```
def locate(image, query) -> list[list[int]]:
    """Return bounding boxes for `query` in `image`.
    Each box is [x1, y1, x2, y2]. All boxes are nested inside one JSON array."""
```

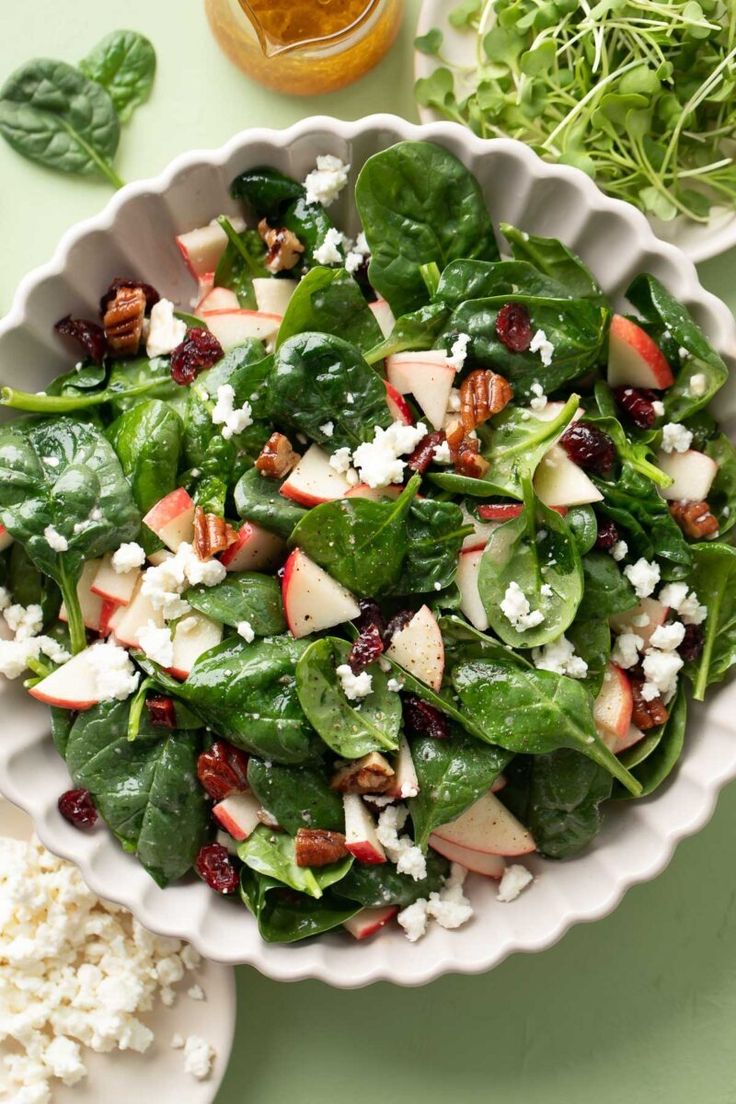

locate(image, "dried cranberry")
[[99, 277, 160, 314], [560, 423, 616, 475], [197, 741, 250, 801], [356, 598, 385, 638], [402, 696, 449, 740], [348, 623, 384, 673], [58, 789, 98, 828], [495, 303, 532, 353], [54, 316, 107, 364], [145, 695, 177, 728], [613, 387, 659, 430], [407, 430, 446, 475], [195, 843, 239, 894], [678, 624, 705, 663], [170, 328, 224, 386], [595, 517, 619, 551], [383, 609, 415, 647]]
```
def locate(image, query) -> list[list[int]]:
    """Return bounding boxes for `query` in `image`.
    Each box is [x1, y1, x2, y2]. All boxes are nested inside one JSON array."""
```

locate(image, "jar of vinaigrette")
[[205, 0, 404, 95]]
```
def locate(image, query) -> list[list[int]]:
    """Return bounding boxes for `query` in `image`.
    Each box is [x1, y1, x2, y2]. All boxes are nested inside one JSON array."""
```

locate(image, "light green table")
[[2, 5, 736, 1103]]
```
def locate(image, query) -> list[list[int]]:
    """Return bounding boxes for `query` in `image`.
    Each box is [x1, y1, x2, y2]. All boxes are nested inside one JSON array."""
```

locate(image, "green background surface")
[[2, 4, 736, 1103]]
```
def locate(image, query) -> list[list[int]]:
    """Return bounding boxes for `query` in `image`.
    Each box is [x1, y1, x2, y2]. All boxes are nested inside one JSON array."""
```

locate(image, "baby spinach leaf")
[[587, 385, 670, 487], [289, 476, 420, 596], [247, 758, 344, 834], [106, 356, 184, 415], [686, 543, 736, 700], [0, 417, 139, 652], [435, 258, 572, 309], [704, 433, 736, 536], [240, 869, 360, 943], [451, 658, 642, 794], [7, 543, 61, 625], [79, 30, 156, 122], [213, 217, 269, 309], [626, 274, 728, 421], [576, 552, 637, 620], [65, 700, 208, 887], [238, 825, 352, 899], [337, 849, 449, 906], [0, 59, 122, 187], [477, 481, 583, 648], [526, 749, 613, 859], [565, 616, 611, 697], [500, 223, 605, 303], [363, 301, 449, 364], [271, 333, 392, 452], [184, 573, 285, 636], [276, 267, 381, 352], [388, 497, 469, 595], [616, 686, 687, 799], [355, 140, 499, 316], [409, 731, 511, 848], [230, 165, 305, 218], [51, 707, 75, 757], [296, 638, 401, 758], [566, 505, 598, 555], [234, 467, 306, 539]]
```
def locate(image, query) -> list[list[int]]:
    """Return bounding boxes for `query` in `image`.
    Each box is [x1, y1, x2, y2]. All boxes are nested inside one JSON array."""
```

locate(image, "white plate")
[[0, 798, 236, 1104], [414, 0, 736, 263], [1, 115, 736, 989]]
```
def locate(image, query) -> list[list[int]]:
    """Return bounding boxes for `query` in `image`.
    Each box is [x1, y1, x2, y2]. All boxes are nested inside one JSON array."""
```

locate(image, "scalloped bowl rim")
[[1, 114, 735, 989]]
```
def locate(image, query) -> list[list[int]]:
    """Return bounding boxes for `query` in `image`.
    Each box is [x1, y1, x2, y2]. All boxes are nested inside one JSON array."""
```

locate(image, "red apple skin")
[[280, 549, 301, 638], [343, 906, 398, 940], [429, 834, 506, 878], [99, 600, 118, 637], [384, 380, 413, 425], [594, 663, 634, 744], [279, 484, 330, 508], [142, 487, 195, 535], [0, 525, 13, 552], [608, 314, 675, 389], [345, 840, 387, 865], [220, 523, 283, 572], [196, 286, 240, 312], [477, 503, 568, 521], [29, 689, 98, 710]]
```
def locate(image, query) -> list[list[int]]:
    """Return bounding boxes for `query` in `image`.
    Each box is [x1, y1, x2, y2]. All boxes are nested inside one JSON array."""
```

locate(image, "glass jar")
[[204, 0, 403, 95]]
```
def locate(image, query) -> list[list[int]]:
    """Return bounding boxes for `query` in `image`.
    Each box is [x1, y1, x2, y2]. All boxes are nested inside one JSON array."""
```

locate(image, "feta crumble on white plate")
[[302, 155, 350, 208], [397, 863, 473, 941], [497, 864, 534, 902]]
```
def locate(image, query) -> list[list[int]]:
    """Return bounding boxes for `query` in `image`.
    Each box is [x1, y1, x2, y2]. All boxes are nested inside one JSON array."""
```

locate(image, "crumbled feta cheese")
[[187, 984, 205, 1001], [448, 333, 471, 371], [689, 371, 706, 395], [4, 603, 43, 641], [649, 621, 686, 651], [344, 231, 370, 275], [138, 622, 174, 668], [0, 637, 43, 679], [351, 421, 428, 488], [661, 422, 693, 454], [211, 384, 253, 440], [624, 557, 660, 599], [142, 542, 225, 619], [641, 648, 683, 701], [540, 583, 553, 598], [303, 155, 350, 208], [387, 677, 403, 692], [336, 664, 373, 701], [500, 581, 545, 631], [532, 635, 588, 679], [529, 381, 548, 411], [432, 440, 452, 465], [86, 642, 140, 701], [171, 1033, 185, 1049], [397, 898, 428, 942], [319, 421, 335, 438], [376, 804, 427, 882], [658, 582, 707, 625], [37, 636, 71, 666], [43, 1036, 86, 1086], [529, 329, 554, 366], [329, 447, 353, 474], [182, 1034, 215, 1081], [611, 632, 643, 669], [651, 400, 665, 417], [237, 620, 255, 643], [43, 525, 68, 553], [313, 227, 345, 266], [397, 864, 473, 941], [497, 864, 534, 902], [146, 299, 187, 358], [611, 540, 628, 562], [112, 542, 146, 574]]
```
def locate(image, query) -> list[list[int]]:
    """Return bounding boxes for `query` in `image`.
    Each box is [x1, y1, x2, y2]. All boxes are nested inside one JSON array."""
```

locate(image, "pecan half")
[[295, 828, 348, 868], [669, 500, 719, 540], [258, 218, 304, 273], [193, 506, 238, 561], [330, 752, 395, 795], [103, 285, 146, 357], [455, 437, 490, 478], [631, 675, 669, 731], [255, 432, 300, 479], [407, 429, 446, 475], [459, 369, 513, 433]]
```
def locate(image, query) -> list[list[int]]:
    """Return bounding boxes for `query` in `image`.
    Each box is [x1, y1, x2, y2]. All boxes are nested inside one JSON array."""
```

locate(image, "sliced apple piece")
[[386, 350, 455, 430], [369, 299, 396, 339], [0, 524, 13, 552], [460, 505, 498, 551], [345, 483, 402, 502], [143, 488, 196, 552], [385, 605, 444, 691], [343, 905, 398, 940], [386, 735, 419, 800], [610, 597, 669, 648], [593, 663, 633, 747], [429, 834, 506, 878], [280, 444, 352, 507], [252, 277, 298, 317], [608, 314, 674, 389], [534, 444, 603, 507], [384, 381, 413, 425], [220, 522, 284, 572], [433, 791, 535, 856], [112, 580, 164, 650], [343, 794, 386, 864], [169, 613, 223, 681], [196, 286, 240, 313], [612, 723, 646, 756], [28, 648, 101, 710], [91, 554, 140, 606], [202, 309, 280, 350], [176, 222, 230, 280], [456, 548, 489, 632], [99, 600, 118, 637], [658, 448, 718, 502], [59, 560, 104, 632], [281, 549, 360, 638], [213, 793, 260, 842]]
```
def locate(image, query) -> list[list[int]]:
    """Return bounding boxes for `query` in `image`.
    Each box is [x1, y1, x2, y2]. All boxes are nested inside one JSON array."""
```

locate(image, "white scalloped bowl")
[[1, 115, 736, 989]]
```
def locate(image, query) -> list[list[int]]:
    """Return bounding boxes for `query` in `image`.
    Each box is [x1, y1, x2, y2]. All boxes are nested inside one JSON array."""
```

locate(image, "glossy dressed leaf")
[[526, 748, 613, 859], [230, 165, 306, 218], [566, 505, 598, 556], [500, 223, 605, 303], [364, 301, 449, 363], [213, 219, 269, 309], [79, 30, 156, 122], [234, 467, 306, 539], [65, 700, 208, 887], [0, 59, 121, 185], [276, 267, 381, 352], [616, 685, 687, 799], [337, 848, 449, 906], [185, 573, 285, 636], [296, 638, 401, 758], [576, 552, 637, 620], [247, 758, 344, 834], [240, 869, 360, 943], [565, 616, 611, 696], [50, 707, 75, 757], [436, 257, 572, 309], [106, 356, 184, 416], [588, 387, 671, 487], [7, 542, 61, 625], [687, 543, 736, 700], [704, 432, 736, 536], [388, 497, 469, 594], [355, 140, 499, 316], [238, 825, 352, 899]]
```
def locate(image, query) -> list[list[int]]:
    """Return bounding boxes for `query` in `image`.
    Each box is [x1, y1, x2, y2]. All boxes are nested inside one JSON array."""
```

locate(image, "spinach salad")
[[1, 140, 734, 945]]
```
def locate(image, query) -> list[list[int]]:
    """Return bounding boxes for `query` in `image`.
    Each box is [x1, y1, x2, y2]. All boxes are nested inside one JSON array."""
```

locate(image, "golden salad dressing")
[[205, 0, 403, 94]]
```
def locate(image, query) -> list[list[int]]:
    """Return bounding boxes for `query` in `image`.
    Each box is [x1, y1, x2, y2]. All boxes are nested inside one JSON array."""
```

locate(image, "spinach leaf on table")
[[185, 573, 285, 636], [526, 749, 613, 859], [79, 30, 156, 122], [296, 638, 401, 758], [409, 731, 511, 848], [500, 223, 605, 303], [685, 543, 736, 700], [355, 140, 499, 316], [271, 333, 392, 452], [0, 59, 123, 187], [213, 217, 269, 309], [576, 552, 637, 620], [0, 417, 139, 652], [240, 869, 360, 943], [238, 825, 352, 899], [65, 700, 208, 887], [247, 758, 344, 835], [276, 267, 381, 352], [337, 849, 449, 906], [234, 467, 306, 539], [615, 685, 687, 799], [451, 658, 642, 794]]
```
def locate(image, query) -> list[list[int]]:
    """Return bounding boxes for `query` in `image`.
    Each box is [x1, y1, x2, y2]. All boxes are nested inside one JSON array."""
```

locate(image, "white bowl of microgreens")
[[415, 0, 736, 263], [0, 114, 735, 988]]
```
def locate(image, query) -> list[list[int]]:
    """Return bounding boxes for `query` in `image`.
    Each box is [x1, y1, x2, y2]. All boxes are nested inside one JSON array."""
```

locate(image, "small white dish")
[[0, 797, 236, 1104], [414, 0, 736, 263]]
